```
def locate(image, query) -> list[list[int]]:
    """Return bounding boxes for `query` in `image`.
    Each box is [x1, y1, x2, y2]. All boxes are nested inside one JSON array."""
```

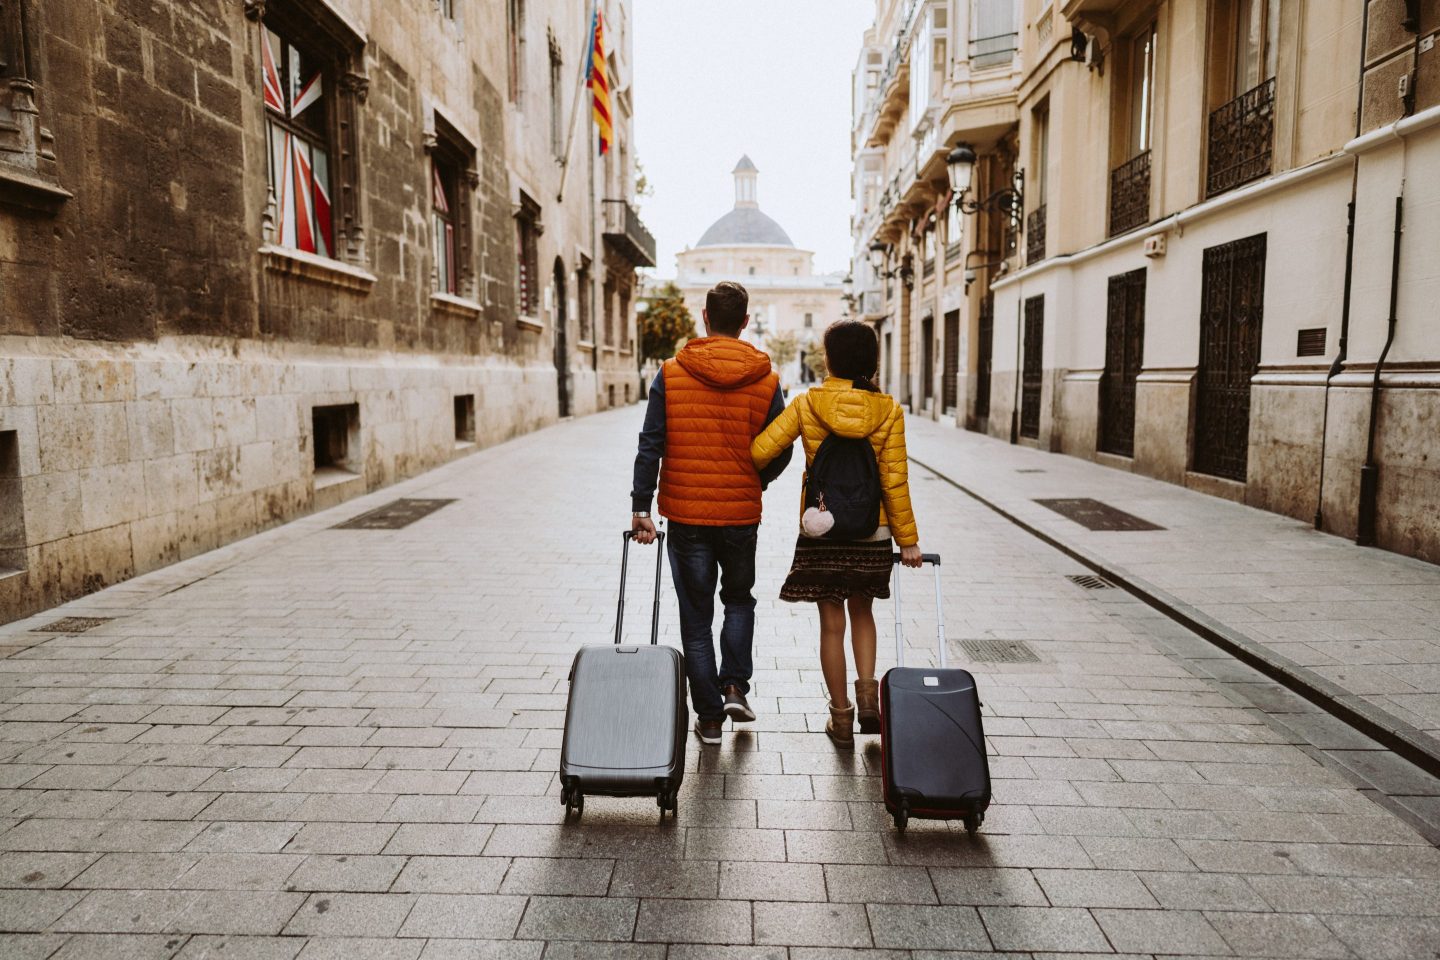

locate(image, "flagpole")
[[557, 0, 598, 202]]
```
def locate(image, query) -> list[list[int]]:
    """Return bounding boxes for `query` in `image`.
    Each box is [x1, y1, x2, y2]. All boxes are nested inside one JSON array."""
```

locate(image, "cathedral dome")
[[695, 156, 794, 248]]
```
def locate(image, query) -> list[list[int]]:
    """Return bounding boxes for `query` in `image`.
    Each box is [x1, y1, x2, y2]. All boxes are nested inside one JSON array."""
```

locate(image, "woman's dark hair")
[[823, 320, 880, 391]]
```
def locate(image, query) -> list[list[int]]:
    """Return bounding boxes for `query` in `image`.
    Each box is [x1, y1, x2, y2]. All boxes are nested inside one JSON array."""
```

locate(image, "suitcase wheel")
[[561, 783, 583, 819], [963, 814, 981, 836], [657, 787, 678, 818], [893, 804, 909, 836]]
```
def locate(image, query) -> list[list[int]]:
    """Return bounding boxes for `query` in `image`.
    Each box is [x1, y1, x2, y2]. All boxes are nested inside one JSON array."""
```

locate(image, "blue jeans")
[[666, 521, 758, 722]]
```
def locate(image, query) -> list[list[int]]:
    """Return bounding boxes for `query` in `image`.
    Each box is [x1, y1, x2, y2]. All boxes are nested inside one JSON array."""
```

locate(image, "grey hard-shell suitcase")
[[559, 530, 687, 819], [879, 553, 991, 836]]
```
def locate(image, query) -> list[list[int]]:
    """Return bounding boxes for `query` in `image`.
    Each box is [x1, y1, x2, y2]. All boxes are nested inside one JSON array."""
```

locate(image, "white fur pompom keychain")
[[801, 505, 835, 538]]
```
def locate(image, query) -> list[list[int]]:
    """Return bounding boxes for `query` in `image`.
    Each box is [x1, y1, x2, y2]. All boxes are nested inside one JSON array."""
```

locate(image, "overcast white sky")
[[631, 0, 875, 279]]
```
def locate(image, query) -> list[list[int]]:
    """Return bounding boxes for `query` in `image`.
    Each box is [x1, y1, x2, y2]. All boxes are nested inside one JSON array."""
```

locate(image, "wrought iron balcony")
[[1206, 78, 1274, 198], [1108, 149, 1151, 237], [601, 199, 656, 268], [1026, 204, 1046, 264]]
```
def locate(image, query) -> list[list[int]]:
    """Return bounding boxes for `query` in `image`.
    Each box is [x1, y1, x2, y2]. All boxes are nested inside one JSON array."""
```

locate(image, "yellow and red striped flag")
[[588, 9, 613, 155]]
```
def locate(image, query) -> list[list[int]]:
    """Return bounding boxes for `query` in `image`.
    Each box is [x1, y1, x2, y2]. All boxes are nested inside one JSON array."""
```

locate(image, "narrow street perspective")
[[1, 409, 1439, 958], [4, 0, 1440, 956]]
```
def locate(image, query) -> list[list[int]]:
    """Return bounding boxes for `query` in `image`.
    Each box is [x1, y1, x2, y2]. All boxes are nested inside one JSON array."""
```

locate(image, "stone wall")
[[0, 0, 656, 623], [0, 339, 557, 620]]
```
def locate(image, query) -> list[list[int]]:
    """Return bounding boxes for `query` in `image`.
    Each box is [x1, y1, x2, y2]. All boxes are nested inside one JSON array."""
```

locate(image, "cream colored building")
[[853, 0, 1440, 564], [672, 158, 846, 387], [851, 0, 1023, 420]]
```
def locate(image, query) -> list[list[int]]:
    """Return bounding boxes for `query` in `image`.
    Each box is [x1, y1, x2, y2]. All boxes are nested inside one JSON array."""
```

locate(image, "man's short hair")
[[705, 281, 748, 335]]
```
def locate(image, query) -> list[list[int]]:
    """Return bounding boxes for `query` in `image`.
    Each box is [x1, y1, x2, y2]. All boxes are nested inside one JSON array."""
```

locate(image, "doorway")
[[553, 258, 571, 418], [1194, 234, 1266, 481], [1099, 269, 1146, 457]]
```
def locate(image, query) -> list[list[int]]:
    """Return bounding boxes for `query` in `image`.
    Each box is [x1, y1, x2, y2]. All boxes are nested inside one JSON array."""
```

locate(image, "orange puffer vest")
[[658, 336, 779, 527]]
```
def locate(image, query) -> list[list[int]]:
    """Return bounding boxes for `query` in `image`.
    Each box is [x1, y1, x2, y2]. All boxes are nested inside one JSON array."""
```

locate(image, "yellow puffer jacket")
[[751, 377, 918, 547]]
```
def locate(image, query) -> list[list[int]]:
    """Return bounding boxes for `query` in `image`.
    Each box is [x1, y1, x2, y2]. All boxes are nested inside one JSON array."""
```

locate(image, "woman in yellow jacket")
[[752, 321, 923, 748]]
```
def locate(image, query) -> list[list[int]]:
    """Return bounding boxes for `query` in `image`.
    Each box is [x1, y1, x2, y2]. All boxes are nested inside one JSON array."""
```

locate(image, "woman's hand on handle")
[[900, 544, 923, 568]]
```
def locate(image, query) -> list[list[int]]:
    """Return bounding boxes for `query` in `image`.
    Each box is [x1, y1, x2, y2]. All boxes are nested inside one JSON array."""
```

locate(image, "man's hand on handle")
[[899, 544, 923, 568], [631, 516, 658, 545]]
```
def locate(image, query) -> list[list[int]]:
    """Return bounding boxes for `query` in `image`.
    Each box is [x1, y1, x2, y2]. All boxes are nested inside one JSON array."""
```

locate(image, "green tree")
[[804, 339, 828, 381], [640, 282, 696, 361], [765, 332, 799, 369]]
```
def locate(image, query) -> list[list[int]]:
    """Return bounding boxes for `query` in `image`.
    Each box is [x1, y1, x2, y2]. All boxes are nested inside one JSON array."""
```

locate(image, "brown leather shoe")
[[825, 701, 855, 749], [855, 678, 880, 735]]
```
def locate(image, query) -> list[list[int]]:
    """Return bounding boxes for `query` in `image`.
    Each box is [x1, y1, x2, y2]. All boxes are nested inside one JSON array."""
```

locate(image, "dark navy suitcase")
[[559, 530, 687, 819], [880, 553, 991, 836]]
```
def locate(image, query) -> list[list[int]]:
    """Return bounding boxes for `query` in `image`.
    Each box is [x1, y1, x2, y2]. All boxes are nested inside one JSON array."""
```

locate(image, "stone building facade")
[[671, 158, 846, 389], [0, 0, 653, 622], [853, 0, 1440, 564]]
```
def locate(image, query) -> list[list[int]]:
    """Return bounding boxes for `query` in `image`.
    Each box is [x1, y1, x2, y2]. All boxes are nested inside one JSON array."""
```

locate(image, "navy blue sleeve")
[[630, 371, 667, 512], [757, 383, 793, 489]]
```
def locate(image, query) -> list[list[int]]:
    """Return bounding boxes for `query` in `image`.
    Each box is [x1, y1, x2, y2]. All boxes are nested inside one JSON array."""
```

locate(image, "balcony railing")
[[969, 32, 1018, 68], [922, 257, 935, 280], [1206, 78, 1275, 198], [1108, 149, 1151, 237], [601, 199, 656, 268], [1026, 205, 1046, 264]]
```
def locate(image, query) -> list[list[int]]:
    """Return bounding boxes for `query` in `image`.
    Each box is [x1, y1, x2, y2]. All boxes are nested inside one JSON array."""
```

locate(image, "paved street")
[[3, 405, 1440, 959]]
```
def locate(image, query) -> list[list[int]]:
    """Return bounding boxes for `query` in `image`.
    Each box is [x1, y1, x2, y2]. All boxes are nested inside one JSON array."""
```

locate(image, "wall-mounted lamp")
[[946, 144, 1024, 218]]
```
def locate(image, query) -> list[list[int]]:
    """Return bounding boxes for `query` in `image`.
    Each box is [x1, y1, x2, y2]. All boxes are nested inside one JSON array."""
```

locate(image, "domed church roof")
[[696, 156, 794, 248]]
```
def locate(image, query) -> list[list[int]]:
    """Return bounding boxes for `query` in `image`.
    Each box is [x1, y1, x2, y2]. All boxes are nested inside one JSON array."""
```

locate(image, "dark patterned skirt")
[[779, 534, 893, 604]]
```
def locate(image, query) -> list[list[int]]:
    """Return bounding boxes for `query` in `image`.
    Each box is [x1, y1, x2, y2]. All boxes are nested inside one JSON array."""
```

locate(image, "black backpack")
[[804, 432, 882, 540]]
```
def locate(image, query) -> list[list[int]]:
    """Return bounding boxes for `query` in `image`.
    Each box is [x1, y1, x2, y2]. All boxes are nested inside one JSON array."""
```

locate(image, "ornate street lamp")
[[868, 241, 913, 289], [946, 143, 1024, 218]]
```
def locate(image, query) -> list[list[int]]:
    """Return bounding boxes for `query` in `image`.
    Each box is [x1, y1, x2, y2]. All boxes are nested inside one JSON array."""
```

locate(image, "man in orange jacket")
[[630, 281, 793, 744]]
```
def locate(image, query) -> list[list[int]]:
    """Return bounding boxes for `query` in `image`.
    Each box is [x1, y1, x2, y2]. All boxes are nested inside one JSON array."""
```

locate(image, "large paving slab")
[[0, 405, 1438, 957]]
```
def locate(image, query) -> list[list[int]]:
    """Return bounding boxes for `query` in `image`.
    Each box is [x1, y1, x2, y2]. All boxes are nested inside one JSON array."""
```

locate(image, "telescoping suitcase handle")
[[891, 553, 945, 669], [616, 529, 666, 645]]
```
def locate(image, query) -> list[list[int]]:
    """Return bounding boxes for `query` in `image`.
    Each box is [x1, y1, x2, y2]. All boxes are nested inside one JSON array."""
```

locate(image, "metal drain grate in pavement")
[[961, 639, 1041, 663], [32, 617, 113, 634], [1015, 468, 1046, 473], [333, 499, 457, 530], [1034, 497, 1165, 531], [1067, 574, 1116, 590]]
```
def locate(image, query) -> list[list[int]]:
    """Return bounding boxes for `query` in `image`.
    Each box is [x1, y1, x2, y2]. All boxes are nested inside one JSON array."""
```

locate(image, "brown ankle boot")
[[825, 701, 855, 748], [854, 678, 880, 734]]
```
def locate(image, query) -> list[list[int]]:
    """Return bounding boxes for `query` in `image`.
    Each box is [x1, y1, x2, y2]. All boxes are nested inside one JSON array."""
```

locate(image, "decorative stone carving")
[[243, 0, 266, 21]]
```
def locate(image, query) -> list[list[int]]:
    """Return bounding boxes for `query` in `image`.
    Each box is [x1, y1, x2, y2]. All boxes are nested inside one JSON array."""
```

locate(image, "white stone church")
[[667, 157, 847, 389]]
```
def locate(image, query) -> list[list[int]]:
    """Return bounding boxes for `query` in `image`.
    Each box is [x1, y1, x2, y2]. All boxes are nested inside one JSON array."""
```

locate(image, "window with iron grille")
[[1021, 295, 1044, 439], [506, 0, 525, 103], [515, 193, 541, 318], [1109, 22, 1155, 236], [1194, 234, 1266, 482], [970, 0, 1017, 68], [1205, 0, 1277, 197], [548, 34, 564, 158], [603, 276, 615, 346], [975, 294, 993, 419], [942, 309, 960, 414], [577, 258, 592, 342]]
